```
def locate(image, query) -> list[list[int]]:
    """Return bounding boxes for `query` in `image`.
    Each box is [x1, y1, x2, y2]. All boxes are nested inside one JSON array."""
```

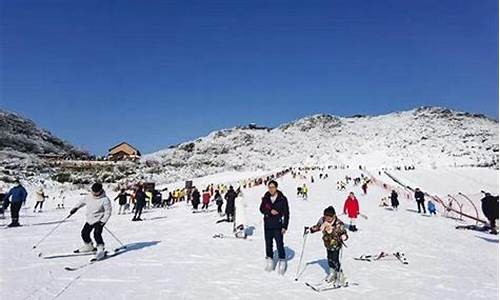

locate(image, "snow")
[[0, 167, 497, 300], [143, 107, 499, 185]]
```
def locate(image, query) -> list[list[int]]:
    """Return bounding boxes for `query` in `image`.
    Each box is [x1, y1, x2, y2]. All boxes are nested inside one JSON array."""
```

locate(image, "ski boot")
[[325, 267, 338, 284], [74, 242, 95, 253], [264, 257, 275, 272], [277, 259, 287, 275], [335, 269, 348, 287], [94, 244, 106, 260]]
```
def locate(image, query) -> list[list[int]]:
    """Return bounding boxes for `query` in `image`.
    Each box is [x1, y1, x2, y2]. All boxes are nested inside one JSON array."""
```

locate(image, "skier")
[[56, 189, 66, 209], [132, 185, 146, 221], [306, 206, 348, 286], [69, 183, 112, 260], [114, 189, 131, 215], [302, 184, 308, 199], [34, 187, 48, 213], [202, 189, 211, 210], [145, 189, 153, 209], [191, 187, 201, 210], [427, 200, 437, 215], [2, 179, 28, 227], [259, 180, 289, 275], [414, 188, 426, 214], [361, 181, 368, 195], [390, 190, 399, 210], [481, 192, 499, 234], [233, 189, 248, 238], [214, 190, 224, 216], [224, 186, 237, 222], [343, 192, 360, 231]]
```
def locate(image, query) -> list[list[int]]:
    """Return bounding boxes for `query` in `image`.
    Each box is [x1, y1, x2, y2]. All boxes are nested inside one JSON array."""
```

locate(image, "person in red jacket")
[[343, 192, 360, 232], [202, 189, 211, 210]]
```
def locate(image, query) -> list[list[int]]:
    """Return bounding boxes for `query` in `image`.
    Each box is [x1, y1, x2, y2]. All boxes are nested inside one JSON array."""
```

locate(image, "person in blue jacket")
[[427, 200, 437, 215], [3, 179, 28, 227]]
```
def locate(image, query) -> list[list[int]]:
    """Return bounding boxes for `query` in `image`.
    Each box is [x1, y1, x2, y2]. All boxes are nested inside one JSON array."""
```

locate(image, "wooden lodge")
[[108, 142, 141, 161]]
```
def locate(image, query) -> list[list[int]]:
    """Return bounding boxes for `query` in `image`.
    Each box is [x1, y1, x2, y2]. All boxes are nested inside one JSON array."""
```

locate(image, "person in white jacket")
[[70, 183, 112, 260]]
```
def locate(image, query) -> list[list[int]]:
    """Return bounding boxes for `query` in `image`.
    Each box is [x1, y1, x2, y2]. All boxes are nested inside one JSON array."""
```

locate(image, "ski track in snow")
[[0, 168, 498, 300]]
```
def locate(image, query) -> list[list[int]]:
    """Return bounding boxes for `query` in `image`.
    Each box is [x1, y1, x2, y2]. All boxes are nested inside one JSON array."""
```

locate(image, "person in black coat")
[[224, 186, 237, 221], [260, 180, 289, 274], [414, 188, 426, 214], [390, 190, 399, 210], [191, 187, 200, 210], [114, 189, 131, 215], [481, 193, 499, 234], [133, 186, 146, 221]]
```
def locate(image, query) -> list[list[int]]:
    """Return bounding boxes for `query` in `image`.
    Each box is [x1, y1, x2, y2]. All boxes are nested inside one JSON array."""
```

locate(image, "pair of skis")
[[304, 279, 355, 292], [212, 233, 253, 241], [354, 251, 408, 264], [38, 246, 128, 271]]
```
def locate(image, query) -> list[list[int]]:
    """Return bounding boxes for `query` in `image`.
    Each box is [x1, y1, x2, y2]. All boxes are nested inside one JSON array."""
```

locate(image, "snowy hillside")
[[144, 106, 499, 182], [0, 109, 90, 182], [0, 109, 87, 158], [1, 168, 497, 300]]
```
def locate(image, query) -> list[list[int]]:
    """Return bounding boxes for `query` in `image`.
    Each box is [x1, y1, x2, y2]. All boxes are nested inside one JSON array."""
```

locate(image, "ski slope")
[[0, 168, 498, 300]]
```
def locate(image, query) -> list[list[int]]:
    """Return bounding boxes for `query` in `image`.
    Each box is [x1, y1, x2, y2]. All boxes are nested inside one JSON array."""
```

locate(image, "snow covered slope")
[[144, 106, 498, 182], [1, 168, 497, 300]]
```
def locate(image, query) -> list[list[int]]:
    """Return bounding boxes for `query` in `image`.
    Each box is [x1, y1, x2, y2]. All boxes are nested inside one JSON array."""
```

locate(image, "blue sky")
[[1, 0, 498, 155]]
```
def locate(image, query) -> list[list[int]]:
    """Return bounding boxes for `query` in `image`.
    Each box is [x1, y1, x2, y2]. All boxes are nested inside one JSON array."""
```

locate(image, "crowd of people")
[[0, 165, 497, 287]]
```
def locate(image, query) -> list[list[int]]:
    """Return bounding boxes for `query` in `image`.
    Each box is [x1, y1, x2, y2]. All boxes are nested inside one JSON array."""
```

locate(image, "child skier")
[[427, 200, 437, 215], [343, 192, 360, 231], [70, 183, 112, 260], [306, 206, 348, 286]]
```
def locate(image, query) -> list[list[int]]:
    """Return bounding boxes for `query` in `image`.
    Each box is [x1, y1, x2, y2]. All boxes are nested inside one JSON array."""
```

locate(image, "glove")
[[69, 208, 78, 215], [304, 227, 311, 235]]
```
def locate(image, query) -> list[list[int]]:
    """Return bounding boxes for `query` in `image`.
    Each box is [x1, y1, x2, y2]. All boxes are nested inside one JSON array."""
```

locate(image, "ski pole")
[[32, 214, 71, 249], [104, 226, 126, 249], [294, 227, 309, 281]]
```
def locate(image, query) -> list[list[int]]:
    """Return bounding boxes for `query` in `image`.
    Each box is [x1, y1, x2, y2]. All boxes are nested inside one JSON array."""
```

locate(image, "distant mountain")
[[143, 106, 498, 182], [0, 109, 88, 158], [1, 106, 497, 185]]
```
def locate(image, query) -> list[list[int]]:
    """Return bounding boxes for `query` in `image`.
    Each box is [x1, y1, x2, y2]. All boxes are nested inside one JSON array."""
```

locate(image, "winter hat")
[[323, 206, 336, 217], [91, 183, 103, 194]]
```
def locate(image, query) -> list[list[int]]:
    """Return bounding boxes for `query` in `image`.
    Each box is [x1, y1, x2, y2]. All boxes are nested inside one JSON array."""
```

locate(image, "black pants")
[[264, 228, 286, 259], [217, 203, 223, 213], [81, 222, 104, 245], [202, 203, 209, 209], [10, 202, 22, 223], [192, 202, 199, 210], [134, 203, 144, 219], [417, 200, 426, 213], [327, 248, 341, 271], [34, 201, 44, 210]]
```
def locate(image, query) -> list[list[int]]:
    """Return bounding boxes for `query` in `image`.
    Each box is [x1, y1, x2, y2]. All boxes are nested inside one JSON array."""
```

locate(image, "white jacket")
[[73, 192, 112, 225]]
